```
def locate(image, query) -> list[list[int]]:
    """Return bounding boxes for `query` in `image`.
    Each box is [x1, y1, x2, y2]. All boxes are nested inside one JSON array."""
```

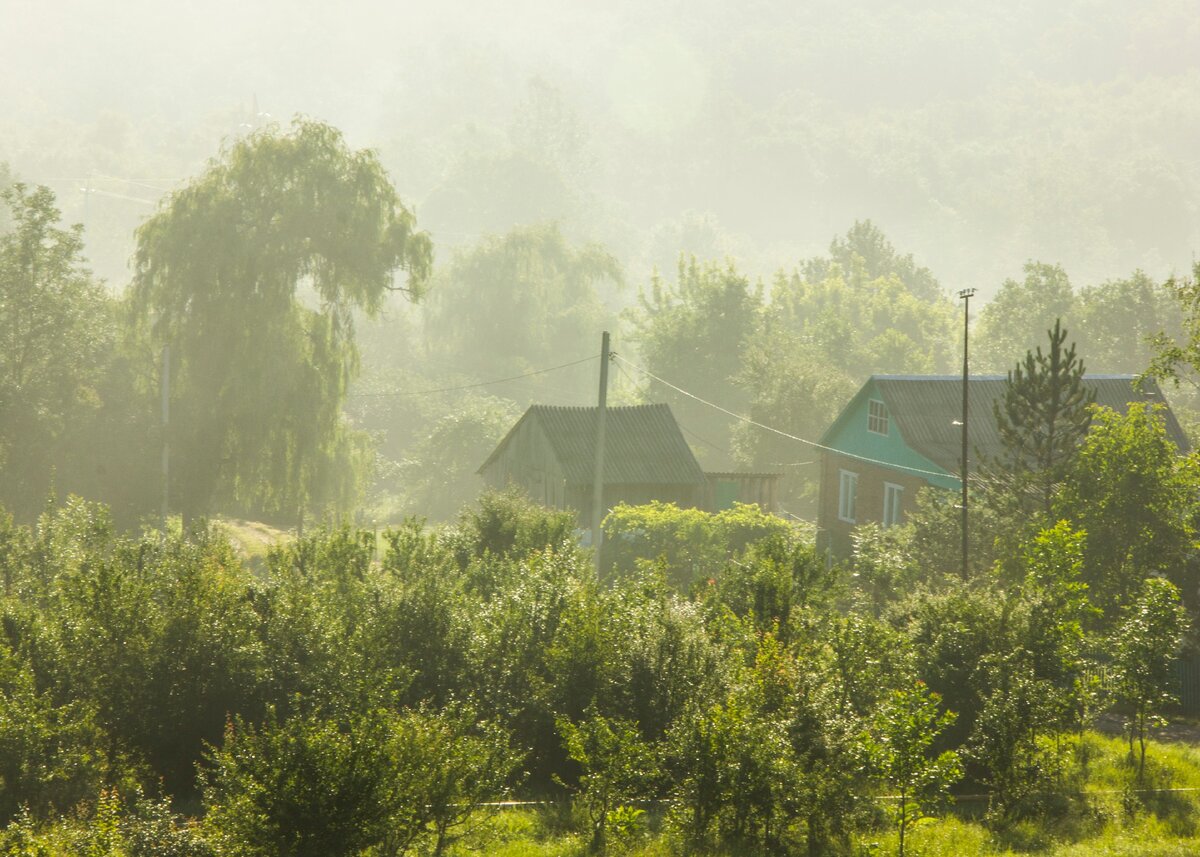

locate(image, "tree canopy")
[[0, 184, 111, 516], [130, 119, 432, 523]]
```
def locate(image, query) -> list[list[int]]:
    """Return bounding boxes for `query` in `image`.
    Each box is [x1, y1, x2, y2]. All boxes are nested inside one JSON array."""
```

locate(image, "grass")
[[441, 734, 1200, 856], [214, 517, 292, 574]]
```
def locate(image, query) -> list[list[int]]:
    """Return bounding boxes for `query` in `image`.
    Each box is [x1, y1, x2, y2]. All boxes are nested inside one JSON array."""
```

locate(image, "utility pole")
[[958, 288, 976, 580], [591, 331, 610, 575], [161, 343, 170, 533]]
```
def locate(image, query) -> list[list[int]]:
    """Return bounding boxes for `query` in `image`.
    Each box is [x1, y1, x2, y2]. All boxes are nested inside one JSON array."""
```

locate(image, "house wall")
[[817, 451, 936, 559], [479, 418, 569, 510]]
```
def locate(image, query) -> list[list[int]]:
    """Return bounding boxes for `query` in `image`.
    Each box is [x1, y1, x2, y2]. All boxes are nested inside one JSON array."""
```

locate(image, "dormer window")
[[868, 399, 889, 435]]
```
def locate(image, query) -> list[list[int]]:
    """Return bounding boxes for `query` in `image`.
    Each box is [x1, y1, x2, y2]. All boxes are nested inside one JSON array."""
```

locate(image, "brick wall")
[[817, 451, 932, 560]]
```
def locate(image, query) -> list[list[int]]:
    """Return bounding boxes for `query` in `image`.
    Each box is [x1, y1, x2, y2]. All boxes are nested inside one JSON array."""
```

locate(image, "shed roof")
[[479, 403, 707, 486], [840, 374, 1188, 473]]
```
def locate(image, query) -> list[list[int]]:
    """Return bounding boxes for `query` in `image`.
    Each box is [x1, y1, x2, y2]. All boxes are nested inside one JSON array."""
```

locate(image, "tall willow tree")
[[131, 119, 432, 524]]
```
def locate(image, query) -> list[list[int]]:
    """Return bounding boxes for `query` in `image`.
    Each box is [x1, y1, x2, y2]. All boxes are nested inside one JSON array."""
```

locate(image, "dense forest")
[[5, 2, 1200, 854]]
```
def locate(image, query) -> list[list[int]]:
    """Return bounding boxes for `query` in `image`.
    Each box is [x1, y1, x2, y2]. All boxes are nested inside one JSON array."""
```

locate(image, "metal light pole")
[[958, 288, 976, 579]]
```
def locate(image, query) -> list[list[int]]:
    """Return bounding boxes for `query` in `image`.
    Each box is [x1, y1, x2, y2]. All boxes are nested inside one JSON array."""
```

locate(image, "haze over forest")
[[4, 0, 1200, 526], [6, 0, 1199, 292]]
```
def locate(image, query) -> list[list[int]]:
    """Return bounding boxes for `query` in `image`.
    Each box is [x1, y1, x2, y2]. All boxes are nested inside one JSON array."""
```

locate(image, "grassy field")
[[435, 734, 1200, 856]]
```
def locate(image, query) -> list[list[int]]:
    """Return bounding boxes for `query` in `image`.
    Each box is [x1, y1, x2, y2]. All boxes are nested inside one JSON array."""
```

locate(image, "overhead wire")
[[613, 359, 728, 455], [612, 353, 959, 481]]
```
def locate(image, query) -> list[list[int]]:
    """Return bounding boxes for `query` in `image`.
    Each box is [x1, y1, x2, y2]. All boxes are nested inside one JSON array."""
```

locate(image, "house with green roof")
[[479, 404, 779, 531], [817, 374, 1187, 558]]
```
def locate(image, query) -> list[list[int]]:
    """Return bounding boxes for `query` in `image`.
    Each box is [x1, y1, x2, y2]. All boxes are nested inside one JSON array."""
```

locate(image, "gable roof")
[[479, 403, 707, 486], [823, 374, 1187, 475]]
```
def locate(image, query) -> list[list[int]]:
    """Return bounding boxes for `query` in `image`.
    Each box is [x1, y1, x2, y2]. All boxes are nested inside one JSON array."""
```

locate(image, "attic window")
[[867, 399, 889, 435]]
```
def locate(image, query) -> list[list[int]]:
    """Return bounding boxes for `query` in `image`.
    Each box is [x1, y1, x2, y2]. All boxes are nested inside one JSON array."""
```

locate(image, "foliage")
[[730, 330, 856, 516], [975, 263, 1078, 373], [1144, 263, 1200, 398], [424, 223, 619, 386], [624, 258, 762, 466], [768, 239, 957, 380], [1110, 577, 1189, 781], [990, 319, 1095, 517], [905, 486, 1007, 582], [1077, 271, 1185, 379], [869, 679, 962, 857], [0, 640, 102, 825], [449, 489, 579, 572], [200, 707, 427, 857], [0, 184, 113, 519], [800, 220, 944, 304], [392, 394, 520, 522], [1054, 404, 1198, 616], [601, 501, 793, 589], [557, 706, 659, 852], [130, 118, 432, 523], [849, 522, 918, 615]]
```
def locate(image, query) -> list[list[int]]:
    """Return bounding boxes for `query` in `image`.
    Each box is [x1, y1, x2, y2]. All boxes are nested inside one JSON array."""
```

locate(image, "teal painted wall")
[[824, 379, 959, 491]]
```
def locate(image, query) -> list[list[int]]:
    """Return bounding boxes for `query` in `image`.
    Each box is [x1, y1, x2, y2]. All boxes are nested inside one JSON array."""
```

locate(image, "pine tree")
[[992, 319, 1094, 516]]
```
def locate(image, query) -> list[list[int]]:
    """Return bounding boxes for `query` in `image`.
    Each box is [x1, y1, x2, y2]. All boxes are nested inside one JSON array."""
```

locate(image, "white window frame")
[[867, 399, 889, 436], [883, 482, 904, 528], [838, 469, 858, 523]]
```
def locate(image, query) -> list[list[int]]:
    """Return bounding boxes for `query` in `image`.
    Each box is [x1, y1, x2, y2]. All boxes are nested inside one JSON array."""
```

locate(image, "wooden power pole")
[[591, 331, 610, 574]]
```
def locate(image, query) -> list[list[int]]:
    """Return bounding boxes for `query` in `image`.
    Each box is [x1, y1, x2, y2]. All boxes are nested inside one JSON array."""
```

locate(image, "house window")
[[883, 482, 904, 528], [867, 399, 889, 435], [838, 470, 858, 523]]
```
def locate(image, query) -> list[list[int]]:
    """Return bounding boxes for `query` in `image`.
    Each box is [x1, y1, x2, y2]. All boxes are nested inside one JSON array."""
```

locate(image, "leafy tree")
[[400, 707, 520, 857], [0, 643, 102, 824], [466, 546, 590, 786], [968, 650, 1068, 823], [1055, 404, 1198, 616], [975, 262, 1077, 372], [625, 258, 762, 466], [0, 184, 112, 519], [906, 486, 1006, 582], [731, 329, 855, 516], [767, 241, 957, 381], [869, 680, 961, 857], [200, 707, 432, 857], [800, 219, 943, 303], [1144, 262, 1200, 395], [990, 318, 1094, 517], [130, 119, 432, 524], [848, 522, 919, 616], [1110, 577, 1189, 781], [601, 501, 792, 590], [393, 394, 519, 521], [1076, 270, 1185, 377], [448, 489, 578, 574], [424, 223, 618, 393], [557, 706, 659, 852]]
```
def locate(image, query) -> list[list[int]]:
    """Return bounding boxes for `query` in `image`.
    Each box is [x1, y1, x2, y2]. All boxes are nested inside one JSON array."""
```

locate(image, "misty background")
[[4, 0, 1200, 523], [6, 0, 1198, 290]]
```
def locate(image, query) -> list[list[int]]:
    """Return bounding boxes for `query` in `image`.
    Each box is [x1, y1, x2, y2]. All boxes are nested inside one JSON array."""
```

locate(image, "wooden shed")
[[479, 403, 778, 524]]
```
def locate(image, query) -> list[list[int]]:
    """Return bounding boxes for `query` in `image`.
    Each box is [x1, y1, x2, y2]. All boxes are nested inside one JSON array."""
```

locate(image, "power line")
[[613, 353, 956, 481], [350, 354, 598, 399], [614, 360, 728, 456]]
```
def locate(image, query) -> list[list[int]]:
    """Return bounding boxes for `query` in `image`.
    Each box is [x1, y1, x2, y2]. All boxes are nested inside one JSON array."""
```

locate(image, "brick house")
[[817, 374, 1188, 558]]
